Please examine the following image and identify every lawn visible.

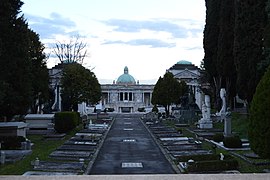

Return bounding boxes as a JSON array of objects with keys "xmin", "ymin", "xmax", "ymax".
[{"xmin": 0, "ymin": 126, "xmax": 81, "ymax": 175}]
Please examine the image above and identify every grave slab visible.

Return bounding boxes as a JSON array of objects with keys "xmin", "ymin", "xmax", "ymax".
[
  {"xmin": 57, "ymin": 145, "xmax": 96, "ymax": 151},
  {"xmin": 159, "ymin": 137, "xmax": 189, "ymax": 141},
  {"xmin": 170, "ymin": 150, "xmax": 212, "ymax": 158},
  {"xmin": 64, "ymin": 141, "xmax": 97, "ymax": 146},
  {"xmin": 75, "ymin": 133, "xmax": 103, "ymax": 137},
  {"xmin": 22, "ymin": 171, "xmax": 77, "ymax": 176},
  {"xmin": 32, "ymin": 161, "xmax": 84, "ymax": 173},
  {"xmin": 49, "ymin": 150, "xmax": 92, "ymax": 160},
  {"xmin": 166, "ymin": 145, "xmax": 203, "ymax": 151}
]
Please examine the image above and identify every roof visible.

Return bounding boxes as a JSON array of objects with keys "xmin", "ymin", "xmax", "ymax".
[
  {"xmin": 169, "ymin": 61, "xmax": 200, "ymax": 71},
  {"xmin": 116, "ymin": 66, "xmax": 136, "ymax": 85},
  {"xmin": 177, "ymin": 60, "xmax": 192, "ymax": 65}
]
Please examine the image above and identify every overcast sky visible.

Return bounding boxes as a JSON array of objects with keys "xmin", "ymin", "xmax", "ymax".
[{"xmin": 22, "ymin": 0, "xmax": 206, "ymax": 84}]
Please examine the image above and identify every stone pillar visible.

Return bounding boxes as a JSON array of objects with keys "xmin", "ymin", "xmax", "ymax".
[
  {"xmin": 224, "ymin": 117, "xmax": 232, "ymax": 137},
  {"xmin": 0, "ymin": 151, "xmax": 6, "ymax": 165}
]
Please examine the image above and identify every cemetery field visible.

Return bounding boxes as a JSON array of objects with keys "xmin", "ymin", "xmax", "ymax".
[
  {"xmin": 162, "ymin": 115, "xmax": 270, "ymax": 173},
  {"xmin": 0, "ymin": 125, "xmax": 82, "ymax": 175}
]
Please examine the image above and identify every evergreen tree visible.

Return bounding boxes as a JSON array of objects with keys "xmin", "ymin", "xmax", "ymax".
[
  {"xmin": 0, "ymin": 0, "xmax": 32, "ymax": 119},
  {"xmin": 203, "ymin": 0, "xmax": 237, "ymax": 109},
  {"xmin": 0, "ymin": 0, "xmax": 49, "ymax": 119},
  {"xmin": 249, "ymin": 66, "xmax": 270, "ymax": 158},
  {"xmin": 234, "ymin": 0, "xmax": 267, "ymax": 104},
  {"xmin": 203, "ymin": 0, "xmax": 221, "ymax": 109},
  {"xmin": 61, "ymin": 63, "xmax": 101, "ymax": 111},
  {"xmin": 28, "ymin": 29, "xmax": 49, "ymax": 113},
  {"xmin": 151, "ymin": 72, "xmax": 188, "ymax": 116},
  {"xmin": 216, "ymin": 0, "xmax": 237, "ymax": 108}
]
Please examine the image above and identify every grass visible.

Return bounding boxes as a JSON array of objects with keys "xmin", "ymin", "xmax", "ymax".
[
  {"xmin": 0, "ymin": 125, "xmax": 82, "ymax": 175},
  {"xmin": 213, "ymin": 112, "xmax": 248, "ymax": 138}
]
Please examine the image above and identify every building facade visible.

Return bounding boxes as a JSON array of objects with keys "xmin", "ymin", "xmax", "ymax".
[
  {"xmin": 167, "ymin": 60, "xmax": 202, "ymax": 109},
  {"xmin": 101, "ymin": 66, "xmax": 154, "ymax": 113}
]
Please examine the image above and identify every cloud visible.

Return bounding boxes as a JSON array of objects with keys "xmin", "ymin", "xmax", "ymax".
[
  {"xmin": 185, "ymin": 46, "xmax": 203, "ymax": 51},
  {"xmin": 101, "ymin": 19, "xmax": 189, "ymax": 39},
  {"xmin": 102, "ymin": 39, "xmax": 176, "ymax": 48},
  {"xmin": 24, "ymin": 12, "xmax": 77, "ymax": 39}
]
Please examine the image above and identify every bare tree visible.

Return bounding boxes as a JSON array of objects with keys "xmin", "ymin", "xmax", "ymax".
[{"xmin": 53, "ymin": 36, "xmax": 87, "ymax": 64}]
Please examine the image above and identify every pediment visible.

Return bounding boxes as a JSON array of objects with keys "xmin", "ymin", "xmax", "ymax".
[{"xmin": 174, "ymin": 69, "xmax": 199, "ymax": 79}]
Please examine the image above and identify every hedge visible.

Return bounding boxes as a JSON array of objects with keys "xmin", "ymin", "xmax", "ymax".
[
  {"xmin": 186, "ymin": 159, "xmax": 238, "ymax": 172},
  {"xmin": 176, "ymin": 154, "xmax": 233, "ymax": 163},
  {"xmin": 213, "ymin": 133, "xmax": 224, "ymax": 142},
  {"xmin": 0, "ymin": 136, "xmax": 26, "ymax": 150},
  {"xmin": 223, "ymin": 136, "xmax": 242, "ymax": 148},
  {"xmin": 54, "ymin": 111, "xmax": 79, "ymax": 133}
]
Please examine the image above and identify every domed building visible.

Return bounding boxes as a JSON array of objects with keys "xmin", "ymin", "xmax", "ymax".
[
  {"xmin": 167, "ymin": 60, "xmax": 202, "ymax": 109},
  {"xmin": 100, "ymin": 66, "xmax": 154, "ymax": 113},
  {"xmin": 116, "ymin": 66, "xmax": 136, "ymax": 85}
]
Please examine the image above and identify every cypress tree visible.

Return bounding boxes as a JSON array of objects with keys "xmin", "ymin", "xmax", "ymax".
[
  {"xmin": 249, "ymin": 66, "xmax": 270, "ymax": 158},
  {"xmin": 234, "ymin": 0, "xmax": 267, "ymax": 104}
]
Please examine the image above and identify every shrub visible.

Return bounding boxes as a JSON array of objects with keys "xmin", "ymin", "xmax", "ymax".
[
  {"xmin": 54, "ymin": 111, "xmax": 79, "ymax": 133},
  {"xmin": 0, "ymin": 136, "xmax": 26, "ymax": 150},
  {"xmin": 186, "ymin": 159, "xmax": 238, "ymax": 172},
  {"xmin": 152, "ymin": 104, "xmax": 159, "ymax": 113},
  {"xmin": 249, "ymin": 66, "xmax": 270, "ymax": 158},
  {"xmin": 138, "ymin": 107, "xmax": 145, "ymax": 112},
  {"xmin": 107, "ymin": 108, "xmax": 114, "ymax": 112},
  {"xmin": 176, "ymin": 154, "xmax": 234, "ymax": 163},
  {"xmin": 223, "ymin": 136, "xmax": 242, "ymax": 148},
  {"xmin": 213, "ymin": 133, "xmax": 224, "ymax": 142}
]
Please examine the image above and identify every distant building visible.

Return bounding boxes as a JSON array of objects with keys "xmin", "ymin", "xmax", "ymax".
[
  {"xmin": 167, "ymin": 60, "xmax": 202, "ymax": 109},
  {"xmin": 101, "ymin": 66, "xmax": 154, "ymax": 113}
]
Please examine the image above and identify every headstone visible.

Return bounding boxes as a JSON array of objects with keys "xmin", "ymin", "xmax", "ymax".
[
  {"xmin": 198, "ymin": 95, "xmax": 213, "ymax": 129},
  {"xmin": 0, "ymin": 151, "xmax": 6, "ymax": 165},
  {"xmin": 218, "ymin": 88, "xmax": 232, "ymax": 137},
  {"xmin": 0, "ymin": 122, "xmax": 27, "ymax": 138},
  {"xmin": 25, "ymin": 114, "xmax": 54, "ymax": 134}
]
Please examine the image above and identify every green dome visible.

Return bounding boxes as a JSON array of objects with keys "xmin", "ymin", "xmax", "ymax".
[
  {"xmin": 116, "ymin": 66, "xmax": 136, "ymax": 85},
  {"xmin": 177, "ymin": 60, "xmax": 192, "ymax": 65}
]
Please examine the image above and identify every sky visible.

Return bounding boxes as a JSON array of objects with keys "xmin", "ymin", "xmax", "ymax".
[{"xmin": 21, "ymin": 0, "xmax": 206, "ymax": 84}]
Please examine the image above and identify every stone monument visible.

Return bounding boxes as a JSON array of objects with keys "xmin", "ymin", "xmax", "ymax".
[
  {"xmin": 198, "ymin": 94, "xmax": 213, "ymax": 129},
  {"xmin": 51, "ymin": 84, "xmax": 61, "ymax": 112},
  {"xmin": 219, "ymin": 88, "xmax": 231, "ymax": 137}
]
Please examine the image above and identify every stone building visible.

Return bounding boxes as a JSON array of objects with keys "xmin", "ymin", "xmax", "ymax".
[
  {"xmin": 100, "ymin": 66, "xmax": 154, "ymax": 113},
  {"xmin": 167, "ymin": 60, "xmax": 202, "ymax": 109}
]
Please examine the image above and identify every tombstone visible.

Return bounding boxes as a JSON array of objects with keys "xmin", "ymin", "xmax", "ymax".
[
  {"xmin": 218, "ymin": 88, "xmax": 232, "ymax": 137},
  {"xmin": 198, "ymin": 94, "xmax": 213, "ymax": 129},
  {"xmin": 51, "ymin": 84, "xmax": 62, "ymax": 112},
  {"xmin": 0, "ymin": 122, "xmax": 27, "ymax": 138},
  {"xmin": 0, "ymin": 151, "xmax": 6, "ymax": 165},
  {"xmin": 78, "ymin": 102, "xmax": 89, "ymax": 116},
  {"xmin": 25, "ymin": 114, "xmax": 54, "ymax": 134}
]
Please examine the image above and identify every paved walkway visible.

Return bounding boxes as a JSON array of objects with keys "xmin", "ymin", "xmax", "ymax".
[{"xmin": 89, "ymin": 114, "xmax": 175, "ymax": 174}]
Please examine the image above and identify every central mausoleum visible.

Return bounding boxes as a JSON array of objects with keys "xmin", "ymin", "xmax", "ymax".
[{"xmin": 100, "ymin": 66, "xmax": 154, "ymax": 113}]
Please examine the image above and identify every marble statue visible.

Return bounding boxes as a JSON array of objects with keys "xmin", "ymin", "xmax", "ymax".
[
  {"xmin": 51, "ymin": 84, "xmax": 61, "ymax": 111},
  {"xmin": 198, "ymin": 94, "xmax": 213, "ymax": 129}
]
